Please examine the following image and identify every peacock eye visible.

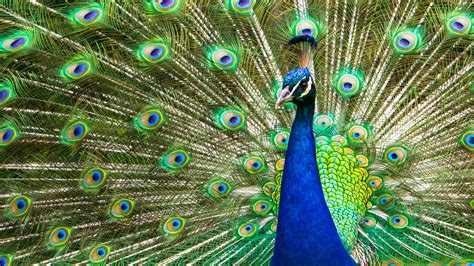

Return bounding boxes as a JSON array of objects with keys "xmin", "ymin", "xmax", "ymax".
[
  {"xmin": 294, "ymin": 18, "xmax": 320, "ymax": 39},
  {"xmin": 362, "ymin": 216, "xmax": 376, "ymax": 227},
  {"xmin": 237, "ymin": 222, "xmax": 257, "ymax": 238},
  {"xmin": 262, "ymin": 181, "xmax": 277, "ymax": 196},
  {"xmin": 447, "ymin": 15, "xmax": 471, "ymax": 35},
  {"xmin": 61, "ymin": 120, "xmax": 90, "ymax": 144},
  {"xmin": 216, "ymin": 108, "xmax": 246, "ymax": 130},
  {"xmin": 61, "ymin": 59, "xmax": 93, "ymax": 81},
  {"xmin": 347, "ymin": 125, "xmax": 368, "ymax": 144},
  {"xmin": 163, "ymin": 216, "xmax": 186, "ymax": 235},
  {"xmin": 243, "ymin": 156, "xmax": 266, "ymax": 174},
  {"xmin": 160, "ymin": 149, "xmax": 191, "ymax": 171},
  {"xmin": 151, "ymin": 0, "xmax": 181, "ymax": 13},
  {"xmin": 0, "ymin": 82, "xmax": 14, "ymax": 106},
  {"xmin": 271, "ymin": 129, "xmax": 290, "ymax": 150},
  {"xmin": 0, "ymin": 126, "xmax": 18, "ymax": 147},
  {"xmin": 229, "ymin": 0, "xmax": 255, "ymax": 14},
  {"xmin": 356, "ymin": 155, "xmax": 369, "ymax": 167},
  {"xmin": 134, "ymin": 107, "xmax": 167, "ymax": 130},
  {"xmin": 275, "ymin": 159, "xmax": 285, "ymax": 171},
  {"xmin": 81, "ymin": 167, "xmax": 108, "ymax": 191},
  {"xmin": 378, "ymin": 194, "xmax": 395, "ymax": 209},
  {"xmin": 1, "ymin": 34, "xmax": 29, "ymax": 53},
  {"xmin": 388, "ymin": 214, "xmax": 408, "ymax": 229},
  {"xmin": 0, "ymin": 255, "xmax": 12, "ymax": 266},
  {"xmin": 314, "ymin": 114, "xmax": 334, "ymax": 132},
  {"xmin": 459, "ymin": 130, "xmax": 474, "ymax": 151},
  {"xmin": 48, "ymin": 227, "xmax": 71, "ymax": 249},
  {"xmin": 392, "ymin": 29, "xmax": 421, "ymax": 54},
  {"xmin": 252, "ymin": 199, "xmax": 273, "ymax": 215},
  {"xmin": 210, "ymin": 48, "xmax": 239, "ymax": 70},
  {"xmin": 336, "ymin": 73, "xmax": 363, "ymax": 98},
  {"xmin": 208, "ymin": 180, "xmax": 233, "ymax": 198},
  {"xmin": 384, "ymin": 146, "xmax": 407, "ymax": 165},
  {"xmin": 138, "ymin": 42, "xmax": 169, "ymax": 63},
  {"xmin": 74, "ymin": 7, "xmax": 103, "ymax": 26},
  {"xmin": 6, "ymin": 195, "xmax": 32, "ymax": 219},
  {"xmin": 367, "ymin": 175, "xmax": 383, "ymax": 191},
  {"xmin": 89, "ymin": 244, "xmax": 110, "ymax": 263},
  {"xmin": 109, "ymin": 198, "xmax": 135, "ymax": 220}
]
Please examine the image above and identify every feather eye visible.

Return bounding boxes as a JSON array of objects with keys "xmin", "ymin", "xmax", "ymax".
[
  {"xmin": 160, "ymin": 148, "xmax": 191, "ymax": 171},
  {"xmin": 356, "ymin": 155, "xmax": 369, "ymax": 167},
  {"xmin": 215, "ymin": 108, "xmax": 246, "ymax": 130},
  {"xmin": 270, "ymin": 220, "xmax": 277, "ymax": 232},
  {"xmin": 382, "ymin": 260, "xmax": 403, "ymax": 266},
  {"xmin": 367, "ymin": 175, "xmax": 383, "ymax": 191},
  {"xmin": 378, "ymin": 194, "xmax": 395, "ymax": 209},
  {"xmin": 61, "ymin": 120, "xmax": 90, "ymax": 144},
  {"xmin": 262, "ymin": 182, "xmax": 276, "ymax": 196},
  {"xmin": 459, "ymin": 130, "xmax": 473, "ymax": 151},
  {"xmin": 335, "ymin": 71, "xmax": 364, "ymax": 98},
  {"xmin": 1, "ymin": 32, "xmax": 30, "ymax": 54},
  {"xmin": 207, "ymin": 179, "xmax": 233, "ymax": 198},
  {"xmin": 242, "ymin": 156, "xmax": 267, "ymax": 174},
  {"xmin": 270, "ymin": 129, "xmax": 290, "ymax": 150},
  {"xmin": 109, "ymin": 199, "xmax": 135, "ymax": 220},
  {"xmin": 331, "ymin": 135, "xmax": 348, "ymax": 146},
  {"xmin": 388, "ymin": 214, "xmax": 408, "ymax": 229},
  {"xmin": 89, "ymin": 244, "xmax": 110, "ymax": 263},
  {"xmin": 228, "ymin": 0, "xmax": 255, "ymax": 14},
  {"xmin": 72, "ymin": 4, "xmax": 104, "ymax": 26},
  {"xmin": 61, "ymin": 59, "xmax": 92, "ymax": 80},
  {"xmin": 362, "ymin": 215, "xmax": 377, "ymax": 227},
  {"xmin": 384, "ymin": 146, "xmax": 407, "ymax": 165},
  {"xmin": 275, "ymin": 159, "xmax": 285, "ymax": 171},
  {"xmin": 81, "ymin": 167, "xmax": 108, "ymax": 192},
  {"xmin": 134, "ymin": 106, "xmax": 166, "ymax": 130},
  {"xmin": 392, "ymin": 29, "xmax": 422, "ymax": 54},
  {"xmin": 313, "ymin": 114, "xmax": 334, "ymax": 132},
  {"xmin": 0, "ymin": 126, "xmax": 19, "ymax": 147},
  {"xmin": 252, "ymin": 199, "xmax": 273, "ymax": 215},
  {"xmin": 0, "ymin": 81, "xmax": 15, "ymax": 106},
  {"xmin": 0, "ymin": 255, "xmax": 12, "ymax": 266},
  {"xmin": 150, "ymin": 0, "xmax": 182, "ymax": 13},
  {"xmin": 5, "ymin": 195, "xmax": 31, "ymax": 219},
  {"xmin": 347, "ymin": 125, "xmax": 368, "ymax": 144},
  {"xmin": 209, "ymin": 48, "xmax": 239, "ymax": 70},
  {"xmin": 237, "ymin": 222, "xmax": 257, "ymax": 238},
  {"xmin": 292, "ymin": 17, "xmax": 321, "ymax": 39},
  {"xmin": 47, "ymin": 227, "xmax": 71, "ymax": 249},
  {"xmin": 163, "ymin": 216, "xmax": 186, "ymax": 235},
  {"xmin": 446, "ymin": 15, "xmax": 471, "ymax": 35},
  {"xmin": 137, "ymin": 42, "xmax": 169, "ymax": 63}
]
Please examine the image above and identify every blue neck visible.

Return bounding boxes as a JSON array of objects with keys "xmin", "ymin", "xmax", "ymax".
[{"xmin": 272, "ymin": 98, "xmax": 354, "ymax": 266}]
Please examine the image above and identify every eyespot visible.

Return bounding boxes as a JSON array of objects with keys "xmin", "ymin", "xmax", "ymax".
[
  {"xmin": 336, "ymin": 73, "xmax": 362, "ymax": 98},
  {"xmin": 163, "ymin": 216, "xmax": 186, "ymax": 235},
  {"xmin": 210, "ymin": 48, "xmax": 238, "ymax": 70},
  {"xmin": 134, "ymin": 107, "xmax": 166, "ymax": 130},
  {"xmin": 237, "ymin": 222, "xmax": 257, "ymax": 238},
  {"xmin": 393, "ymin": 29, "xmax": 420, "ymax": 53},
  {"xmin": 74, "ymin": 6, "xmax": 103, "ymax": 26},
  {"xmin": 0, "ymin": 83, "xmax": 14, "ymax": 106},
  {"xmin": 48, "ymin": 226, "xmax": 71, "ymax": 249},
  {"xmin": 6, "ymin": 195, "xmax": 31, "ymax": 219},
  {"xmin": 207, "ymin": 180, "xmax": 232, "ymax": 198},
  {"xmin": 447, "ymin": 15, "xmax": 471, "ymax": 35},
  {"xmin": 243, "ymin": 156, "xmax": 266, "ymax": 174},
  {"xmin": 272, "ymin": 130, "xmax": 290, "ymax": 150},
  {"xmin": 252, "ymin": 199, "xmax": 272, "ymax": 215},
  {"xmin": 459, "ymin": 130, "xmax": 474, "ymax": 151},
  {"xmin": 347, "ymin": 125, "xmax": 368, "ymax": 143},
  {"xmin": 268, "ymin": 220, "xmax": 277, "ymax": 233},
  {"xmin": 294, "ymin": 18, "xmax": 320, "ymax": 39},
  {"xmin": 0, "ymin": 255, "xmax": 12, "ymax": 266},
  {"xmin": 314, "ymin": 114, "xmax": 333, "ymax": 132},
  {"xmin": 356, "ymin": 155, "xmax": 369, "ymax": 167},
  {"xmin": 382, "ymin": 260, "xmax": 403, "ymax": 266},
  {"xmin": 1, "ymin": 33, "xmax": 30, "ymax": 53},
  {"xmin": 151, "ymin": 0, "xmax": 181, "ymax": 13},
  {"xmin": 138, "ymin": 42, "xmax": 169, "ymax": 63},
  {"xmin": 262, "ymin": 182, "xmax": 276, "ymax": 196},
  {"xmin": 216, "ymin": 108, "xmax": 246, "ymax": 130},
  {"xmin": 229, "ymin": 0, "xmax": 255, "ymax": 14},
  {"xmin": 61, "ymin": 120, "xmax": 89, "ymax": 144},
  {"xmin": 388, "ymin": 214, "xmax": 408, "ymax": 229},
  {"xmin": 378, "ymin": 194, "xmax": 395, "ymax": 209},
  {"xmin": 110, "ymin": 199, "xmax": 135, "ymax": 220},
  {"xmin": 362, "ymin": 216, "xmax": 376, "ymax": 227},
  {"xmin": 331, "ymin": 135, "xmax": 348, "ymax": 146},
  {"xmin": 89, "ymin": 244, "xmax": 110, "ymax": 263},
  {"xmin": 81, "ymin": 167, "xmax": 108, "ymax": 191},
  {"xmin": 384, "ymin": 146, "xmax": 407, "ymax": 165},
  {"xmin": 61, "ymin": 60, "xmax": 92, "ymax": 80},
  {"xmin": 0, "ymin": 126, "xmax": 18, "ymax": 147},
  {"xmin": 367, "ymin": 176, "xmax": 383, "ymax": 191},
  {"xmin": 275, "ymin": 159, "xmax": 285, "ymax": 171},
  {"xmin": 160, "ymin": 149, "xmax": 191, "ymax": 171}
]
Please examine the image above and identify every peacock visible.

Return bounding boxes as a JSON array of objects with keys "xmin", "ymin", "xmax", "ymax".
[{"xmin": 0, "ymin": 0, "xmax": 472, "ymax": 265}]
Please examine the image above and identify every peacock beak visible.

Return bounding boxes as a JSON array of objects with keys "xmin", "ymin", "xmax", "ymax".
[{"xmin": 275, "ymin": 86, "xmax": 293, "ymax": 109}]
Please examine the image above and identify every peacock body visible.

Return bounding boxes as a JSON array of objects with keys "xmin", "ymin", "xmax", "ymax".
[{"xmin": 0, "ymin": 0, "xmax": 473, "ymax": 265}]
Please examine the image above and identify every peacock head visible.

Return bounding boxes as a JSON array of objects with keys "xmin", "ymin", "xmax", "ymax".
[{"xmin": 275, "ymin": 67, "xmax": 315, "ymax": 108}]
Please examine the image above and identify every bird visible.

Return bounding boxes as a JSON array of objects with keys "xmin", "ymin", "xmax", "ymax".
[{"xmin": 0, "ymin": 0, "xmax": 472, "ymax": 265}]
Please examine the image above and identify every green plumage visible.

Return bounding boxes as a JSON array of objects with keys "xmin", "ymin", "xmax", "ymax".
[{"xmin": 0, "ymin": 0, "xmax": 473, "ymax": 265}]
